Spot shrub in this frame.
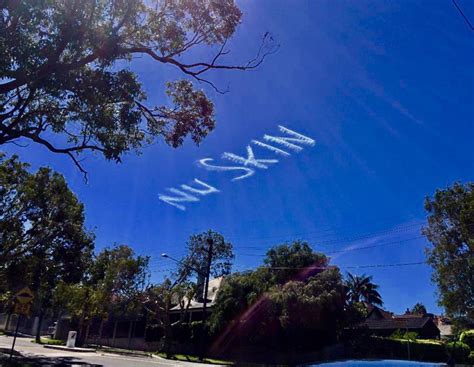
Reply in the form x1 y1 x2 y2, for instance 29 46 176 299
468 351 474 365
355 337 447 362
459 329 474 349
390 329 418 340
446 341 470 364
353 336 473 363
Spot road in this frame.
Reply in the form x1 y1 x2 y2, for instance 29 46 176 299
0 335 220 366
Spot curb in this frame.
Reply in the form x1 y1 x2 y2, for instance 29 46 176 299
43 345 96 353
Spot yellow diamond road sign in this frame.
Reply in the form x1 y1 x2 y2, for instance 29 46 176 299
15 287 34 304
14 302 31 316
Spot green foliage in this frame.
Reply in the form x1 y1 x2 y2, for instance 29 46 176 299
344 273 383 306
90 244 150 310
390 329 419 341
354 336 471 363
264 241 328 284
210 242 346 352
0 153 94 316
33 338 65 346
178 230 234 281
54 244 150 326
411 302 427 315
468 351 474 365
343 301 369 328
422 182 474 319
0 0 274 173
268 268 345 332
209 267 271 334
446 341 471 362
459 329 474 349
144 276 197 357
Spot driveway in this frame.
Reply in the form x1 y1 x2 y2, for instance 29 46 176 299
0 335 220 366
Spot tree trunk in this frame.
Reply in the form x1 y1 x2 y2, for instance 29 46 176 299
127 320 134 349
5 313 11 331
35 311 44 343
53 311 63 340
164 314 172 358
97 318 104 346
84 322 91 345
112 321 117 348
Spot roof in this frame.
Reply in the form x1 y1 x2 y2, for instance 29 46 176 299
365 303 393 319
170 277 224 312
362 316 432 330
394 314 425 319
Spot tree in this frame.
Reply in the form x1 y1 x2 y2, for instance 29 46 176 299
144 278 195 357
422 182 474 322
344 273 383 306
210 242 345 355
0 153 94 341
0 0 276 177
209 267 271 335
411 302 427 315
267 267 345 349
54 244 150 344
178 230 234 287
264 241 329 284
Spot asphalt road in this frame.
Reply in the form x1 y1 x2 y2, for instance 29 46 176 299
0 335 219 367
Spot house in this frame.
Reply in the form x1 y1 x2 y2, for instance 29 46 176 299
169 277 225 323
361 304 441 339
433 315 453 338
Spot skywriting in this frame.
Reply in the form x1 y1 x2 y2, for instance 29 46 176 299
158 125 316 210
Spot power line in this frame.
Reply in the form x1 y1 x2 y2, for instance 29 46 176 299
234 261 427 272
229 220 425 245
144 221 425 259
452 0 474 31
236 235 424 257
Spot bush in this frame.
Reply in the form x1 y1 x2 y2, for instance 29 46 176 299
468 351 474 365
459 329 474 349
446 341 470 363
353 336 472 363
390 329 418 340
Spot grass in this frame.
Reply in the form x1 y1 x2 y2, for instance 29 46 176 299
31 337 65 346
156 352 233 365
389 337 443 345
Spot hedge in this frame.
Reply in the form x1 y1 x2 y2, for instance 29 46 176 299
460 329 474 349
352 336 471 364
468 351 474 365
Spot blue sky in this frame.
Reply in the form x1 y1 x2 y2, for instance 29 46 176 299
4 0 473 314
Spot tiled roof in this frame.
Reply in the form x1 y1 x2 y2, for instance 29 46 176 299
363 316 431 330
394 314 425 319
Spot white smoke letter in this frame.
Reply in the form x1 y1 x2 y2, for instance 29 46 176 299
251 140 291 156
197 158 255 181
222 145 278 169
158 188 200 211
181 179 220 196
263 125 315 152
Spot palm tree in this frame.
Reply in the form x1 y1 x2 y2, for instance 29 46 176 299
345 273 383 306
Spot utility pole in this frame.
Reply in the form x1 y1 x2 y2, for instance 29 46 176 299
201 237 214 326
199 238 213 360
162 236 214 360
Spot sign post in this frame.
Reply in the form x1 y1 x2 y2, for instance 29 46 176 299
8 314 21 362
9 287 34 362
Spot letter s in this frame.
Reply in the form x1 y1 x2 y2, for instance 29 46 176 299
197 158 255 181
